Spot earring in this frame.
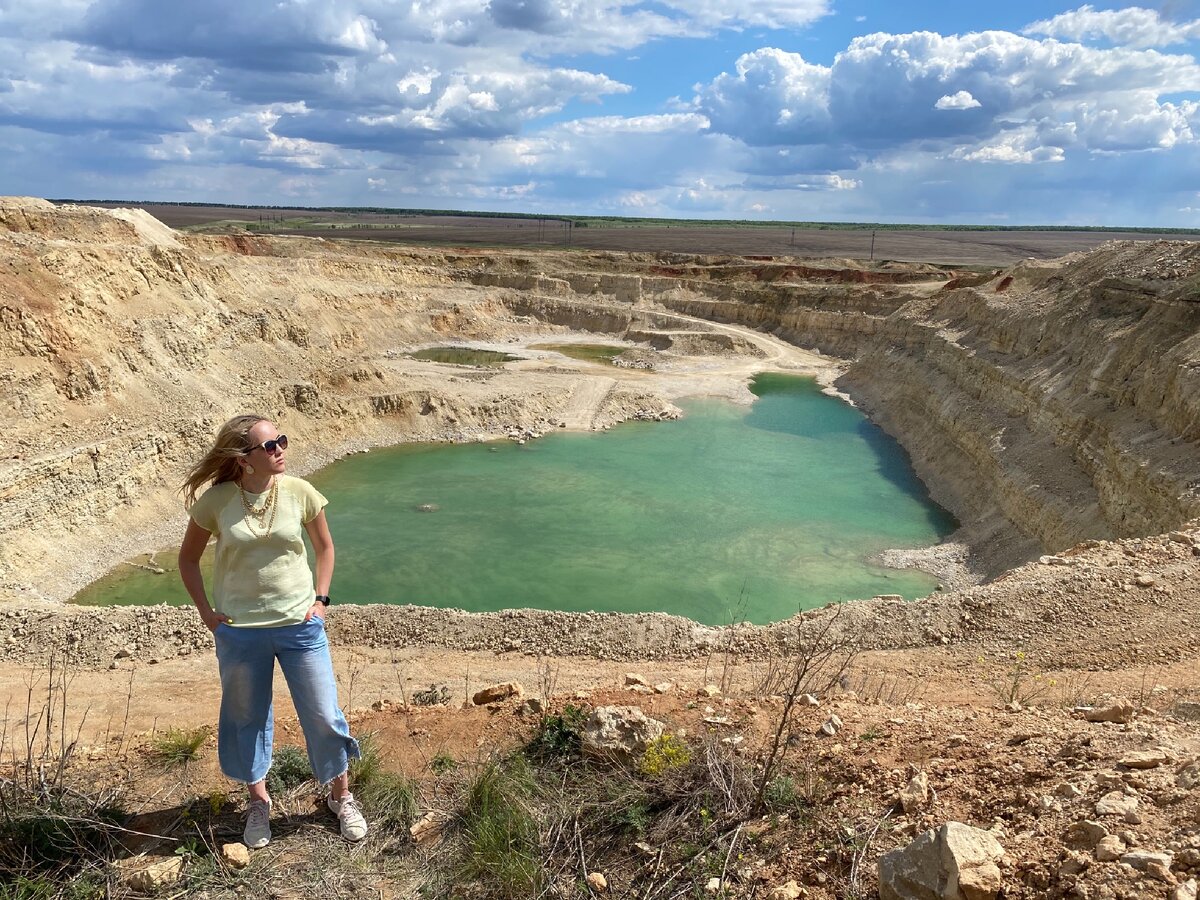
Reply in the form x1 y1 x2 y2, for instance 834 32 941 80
246 464 255 475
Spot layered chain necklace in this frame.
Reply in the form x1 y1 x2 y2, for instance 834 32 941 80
238 477 279 539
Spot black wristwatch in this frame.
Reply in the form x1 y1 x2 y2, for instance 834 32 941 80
315 594 331 606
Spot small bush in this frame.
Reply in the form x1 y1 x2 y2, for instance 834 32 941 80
429 751 458 775
266 745 313 796
149 727 209 767
525 704 587 761
614 799 651 836
987 651 1053 706
0 872 105 900
639 734 691 776
350 733 418 831
458 757 542 898
0 800 126 883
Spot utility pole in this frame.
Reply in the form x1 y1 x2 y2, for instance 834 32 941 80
869 230 876 262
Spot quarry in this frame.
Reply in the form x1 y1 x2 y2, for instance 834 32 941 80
2 197 1200 899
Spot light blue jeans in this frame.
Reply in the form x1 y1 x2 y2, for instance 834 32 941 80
213 617 360 786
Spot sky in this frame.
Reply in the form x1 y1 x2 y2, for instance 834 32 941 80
2 0 1200 225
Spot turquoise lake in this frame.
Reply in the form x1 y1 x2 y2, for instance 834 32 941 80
73 374 956 624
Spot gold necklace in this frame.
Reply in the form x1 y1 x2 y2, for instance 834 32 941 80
238 478 278 538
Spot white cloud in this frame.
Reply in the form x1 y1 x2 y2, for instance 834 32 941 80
949 129 1066 164
695 48 832 146
694 30 1200 157
935 90 981 110
1025 4 1200 49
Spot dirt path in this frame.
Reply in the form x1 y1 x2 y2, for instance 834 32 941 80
559 376 617 429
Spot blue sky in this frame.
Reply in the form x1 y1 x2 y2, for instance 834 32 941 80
2 1 1200 225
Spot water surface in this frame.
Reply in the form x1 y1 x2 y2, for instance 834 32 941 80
408 347 517 366
529 343 629 365
74 374 954 624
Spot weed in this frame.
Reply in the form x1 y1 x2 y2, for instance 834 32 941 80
149 726 209 767
266 744 313 796
0 657 128 887
429 751 458 775
1053 670 1097 709
987 652 1053 706
754 604 861 811
457 757 542 898
0 872 105 900
350 733 418 831
763 775 800 813
525 704 587 761
640 734 692 776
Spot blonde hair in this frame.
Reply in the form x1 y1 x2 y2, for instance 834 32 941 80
180 414 269 507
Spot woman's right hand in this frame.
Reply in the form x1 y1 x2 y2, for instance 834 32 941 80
200 608 232 632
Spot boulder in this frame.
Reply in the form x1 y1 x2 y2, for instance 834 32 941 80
1119 750 1169 770
899 771 931 814
220 842 250 869
767 881 805 900
472 681 523 705
410 811 448 846
818 715 843 737
1094 791 1138 819
586 872 608 892
1120 850 1174 883
624 673 649 687
581 706 664 764
1172 879 1198 900
878 822 1004 900
517 698 545 717
1084 698 1135 724
1066 820 1107 848
1177 760 1200 789
123 856 185 892
1094 834 1125 861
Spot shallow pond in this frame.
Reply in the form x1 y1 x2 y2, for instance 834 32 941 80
408 347 518 366
73 374 955 625
529 343 629 364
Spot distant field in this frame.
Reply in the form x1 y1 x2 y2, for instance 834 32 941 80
79 201 1200 267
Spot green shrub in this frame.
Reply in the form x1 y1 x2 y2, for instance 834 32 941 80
639 734 691 776
149 727 208 767
458 757 542 898
266 745 313 796
350 733 419 831
525 704 587 760
429 752 458 775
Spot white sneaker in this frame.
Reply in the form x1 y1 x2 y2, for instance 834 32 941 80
327 792 368 842
244 798 272 849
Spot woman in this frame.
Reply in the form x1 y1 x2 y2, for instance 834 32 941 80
178 415 367 847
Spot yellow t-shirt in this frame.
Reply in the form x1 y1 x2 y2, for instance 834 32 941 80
189 474 328 628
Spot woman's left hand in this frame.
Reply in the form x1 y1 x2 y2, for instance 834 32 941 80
304 602 326 623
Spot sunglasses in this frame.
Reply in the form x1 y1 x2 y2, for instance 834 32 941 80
245 435 288 454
